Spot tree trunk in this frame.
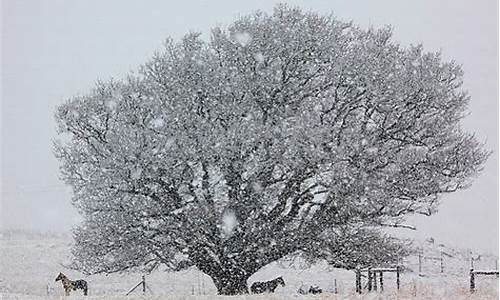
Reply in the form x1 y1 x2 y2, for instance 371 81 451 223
212 274 249 295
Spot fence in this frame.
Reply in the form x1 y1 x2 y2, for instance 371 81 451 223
125 275 153 296
418 251 445 275
355 266 401 294
469 269 499 293
417 249 497 277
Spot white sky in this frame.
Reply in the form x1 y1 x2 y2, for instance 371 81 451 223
1 0 498 254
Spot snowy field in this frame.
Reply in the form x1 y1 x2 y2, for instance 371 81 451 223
1 231 498 299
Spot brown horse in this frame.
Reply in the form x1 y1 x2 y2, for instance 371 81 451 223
55 272 88 296
250 276 285 294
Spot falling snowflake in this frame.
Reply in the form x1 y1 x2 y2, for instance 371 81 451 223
234 32 252 47
106 100 117 112
131 167 142 180
252 181 263 193
150 117 164 128
222 210 238 236
366 147 378 154
254 52 265 63
70 109 80 118
165 137 176 148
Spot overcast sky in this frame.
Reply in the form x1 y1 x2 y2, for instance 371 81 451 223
1 0 498 254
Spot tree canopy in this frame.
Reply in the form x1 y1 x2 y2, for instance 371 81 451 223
55 5 488 295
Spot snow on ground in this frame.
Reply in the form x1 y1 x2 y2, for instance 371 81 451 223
0 231 498 299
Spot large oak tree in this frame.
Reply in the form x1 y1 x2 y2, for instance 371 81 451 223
55 5 488 294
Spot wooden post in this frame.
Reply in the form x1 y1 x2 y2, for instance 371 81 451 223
418 253 422 275
396 266 400 290
125 277 147 296
373 271 377 291
412 279 417 297
355 269 358 293
355 267 362 294
470 269 475 293
440 252 444 273
367 267 372 292
379 271 384 292
334 278 338 294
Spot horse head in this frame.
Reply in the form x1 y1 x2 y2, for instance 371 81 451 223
276 276 285 286
55 272 66 282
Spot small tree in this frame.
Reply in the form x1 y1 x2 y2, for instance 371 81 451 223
55 5 488 295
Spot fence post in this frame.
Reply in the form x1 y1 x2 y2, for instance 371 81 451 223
373 271 377 291
470 269 475 293
355 266 362 294
367 267 372 292
334 278 338 294
125 276 147 296
440 252 444 273
418 253 422 275
379 271 384 292
412 279 417 297
396 266 400 290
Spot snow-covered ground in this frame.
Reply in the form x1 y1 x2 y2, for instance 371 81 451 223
0 231 497 299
